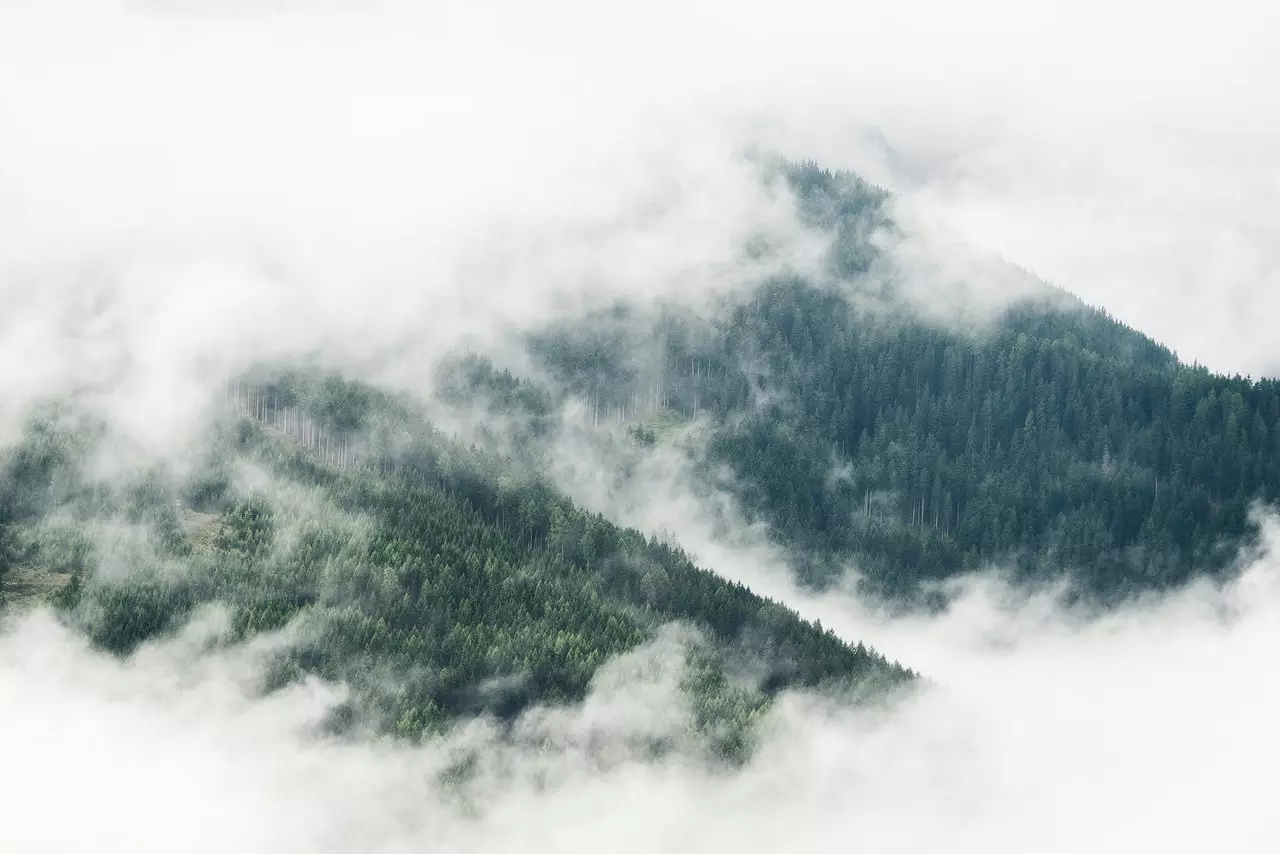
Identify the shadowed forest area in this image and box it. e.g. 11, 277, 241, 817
468, 162, 1280, 602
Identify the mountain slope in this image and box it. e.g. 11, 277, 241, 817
0, 380, 910, 760
473, 161, 1280, 602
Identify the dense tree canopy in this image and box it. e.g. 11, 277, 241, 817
5, 156, 1274, 762
1, 384, 909, 761
513, 162, 1280, 602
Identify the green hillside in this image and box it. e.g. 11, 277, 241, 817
4, 155, 1271, 760
0, 381, 910, 760
479, 161, 1280, 603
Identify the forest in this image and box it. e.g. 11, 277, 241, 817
0, 383, 910, 762
3, 156, 1277, 761
479, 161, 1280, 602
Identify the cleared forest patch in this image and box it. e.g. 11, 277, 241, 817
1, 567, 72, 609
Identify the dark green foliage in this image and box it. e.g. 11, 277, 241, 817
0, 493, 13, 582
782, 159, 894, 277
216, 496, 276, 558
33, 392, 907, 759
0, 410, 85, 523
0, 409, 102, 584
313, 375, 376, 436
437, 354, 557, 421
85, 578, 197, 655
184, 468, 231, 512
692, 274, 1280, 601
504, 161, 1280, 603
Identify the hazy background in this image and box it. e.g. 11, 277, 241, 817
2, 1, 1279, 851
2, 0, 1277, 440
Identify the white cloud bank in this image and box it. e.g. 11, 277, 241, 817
3, 3, 1279, 849
4, 512, 1280, 853
2, 0, 1277, 456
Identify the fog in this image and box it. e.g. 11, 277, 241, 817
4, 512, 1279, 852
3, 1, 1279, 851
2, 0, 1276, 452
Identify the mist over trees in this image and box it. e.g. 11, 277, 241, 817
478, 162, 1280, 603
2, 157, 1276, 775
1, 372, 909, 761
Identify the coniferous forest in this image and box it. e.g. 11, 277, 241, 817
3, 158, 1278, 758
502, 162, 1280, 602
0, 377, 909, 761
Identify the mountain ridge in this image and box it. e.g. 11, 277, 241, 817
444, 160, 1280, 604
2, 156, 1275, 764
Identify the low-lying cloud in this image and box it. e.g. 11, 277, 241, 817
3, 0, 1276, 462
0, 0, 827, 456
5, 508, 1280, 852
3, 2, 1278, 850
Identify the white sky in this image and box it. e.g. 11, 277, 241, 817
2, 0, 1278, 391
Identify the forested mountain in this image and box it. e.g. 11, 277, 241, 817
467, 161, 1280, 602
3, 156, 1274, 762
0, 380, 909, 761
